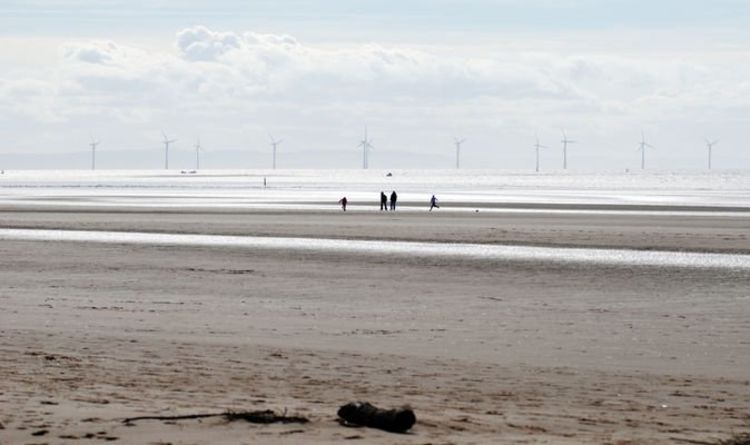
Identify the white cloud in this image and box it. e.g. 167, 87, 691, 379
176, 26, 242, 61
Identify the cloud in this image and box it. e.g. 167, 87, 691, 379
8, 27, 746, 115
176, 26, 242, 61
63, 40, 121, 64
175, 26, 301, 63
45, 27, 660, 112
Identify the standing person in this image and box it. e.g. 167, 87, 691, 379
429, 195, 439, 211
390, 191, 397, 211
339, 196, 348, 211
380, 191, 388, 211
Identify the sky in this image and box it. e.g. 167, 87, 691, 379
1, 0, 749, 170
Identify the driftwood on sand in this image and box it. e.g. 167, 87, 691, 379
337, 401, 416, 433
122, 409, 309, 425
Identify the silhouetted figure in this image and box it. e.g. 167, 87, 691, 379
263, 177, 267, 188
380, 191, 388, 211
390, 191, 397, 211
429, 195, 439, 211
339, 196, 348, 211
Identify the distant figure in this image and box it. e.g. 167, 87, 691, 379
339, 196, 348, 211
390, 191, 397, 211
263, 177, 267, 188
429, 195, 439, 211
380, 191, 388, 211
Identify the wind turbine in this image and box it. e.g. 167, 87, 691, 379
269, 134, 283, 170
533, 135, 547, 173
637, 130, 654, 170
454, 137, 466, 169
89, 136, 100, 170
357, 126, 374, 169
194, 137, 203, 170
162, 131, 176, 170
705, 138, 719, 170
561, 130, 576, 169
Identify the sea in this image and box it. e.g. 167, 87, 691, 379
1, 169, 749, 212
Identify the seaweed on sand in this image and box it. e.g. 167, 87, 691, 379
122, 409, 309, 425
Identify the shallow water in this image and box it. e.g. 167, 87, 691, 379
2, 228, 749, 270
1, 169, 750, 210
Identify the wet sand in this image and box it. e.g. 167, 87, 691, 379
1, 205, 749, 253
1, 206, 749, 444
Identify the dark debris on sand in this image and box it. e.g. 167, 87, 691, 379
337, 401, 416, 433
122, 409, 308, 426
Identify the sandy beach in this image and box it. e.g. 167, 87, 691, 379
1, 171, 749, 444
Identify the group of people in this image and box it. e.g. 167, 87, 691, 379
380, 191, 397, 211
337, 192, 439, 212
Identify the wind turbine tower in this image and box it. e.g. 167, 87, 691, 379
561, 130, 575, 169
454, 138, 466, 169
162, 131, 176, 170
637, 131, 654, 170
706, 138, 719, 170
89, 136, 100, 170
533, 136, 547, 173
194, 137, 203, 170
269, 134, 283, 170
358, 127, 374, 169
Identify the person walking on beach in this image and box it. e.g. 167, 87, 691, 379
390, 191, 398, 211
429, 194, 439, 211
380, 191, 388, 211
339, 196, 348, 211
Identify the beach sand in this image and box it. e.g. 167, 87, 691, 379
1, 206, 749, 444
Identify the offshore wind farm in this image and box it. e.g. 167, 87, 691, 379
1, 129, 738, 172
